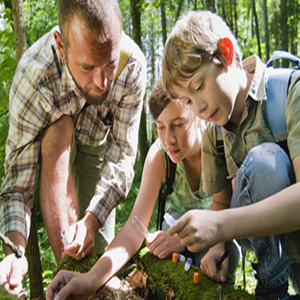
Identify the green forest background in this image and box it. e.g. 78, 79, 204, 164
0, 0, 299, 298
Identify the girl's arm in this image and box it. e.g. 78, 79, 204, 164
46, 143, 165, 300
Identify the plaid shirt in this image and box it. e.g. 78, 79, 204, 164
0, 27, 147, 240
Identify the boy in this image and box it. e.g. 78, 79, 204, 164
162, 10, 300, 300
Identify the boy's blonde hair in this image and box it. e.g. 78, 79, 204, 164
162, 10, 242, 98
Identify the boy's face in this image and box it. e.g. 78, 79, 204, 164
171, 62, 241, 126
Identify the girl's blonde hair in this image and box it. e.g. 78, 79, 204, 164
162, 10, 242, 98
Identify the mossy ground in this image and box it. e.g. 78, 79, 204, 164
54, 247, 255, 300
137, 247, 255, 300
0, 286, 19, 300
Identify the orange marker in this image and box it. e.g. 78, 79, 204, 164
172, 252, 178, 263
193, 272, 200, 284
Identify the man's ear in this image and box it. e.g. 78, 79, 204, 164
218, 37, 234, 67
54, 31, 66, 60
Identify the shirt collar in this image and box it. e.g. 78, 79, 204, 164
243, 55, 267, 102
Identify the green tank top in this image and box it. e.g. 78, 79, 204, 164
156, 139, 213, 214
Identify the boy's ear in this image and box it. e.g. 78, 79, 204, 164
218, 37, 234, 67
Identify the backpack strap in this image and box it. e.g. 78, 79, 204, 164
156, 152, 176, 230
215, 125, 225, 159
114, 32, 132, 82
265, 51, 300, 148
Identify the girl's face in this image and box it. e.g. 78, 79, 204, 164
156, 100, 201, 163
170, 62, 241, 126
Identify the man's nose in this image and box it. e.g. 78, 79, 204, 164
93, 68, 107, 89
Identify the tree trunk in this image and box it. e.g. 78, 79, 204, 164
205, 0, 217, 12
280, 0, 289, 56
271, 2, 281, 53
11, 1, 44, 299
289, 0, 297, 55
175, 0, 184, 23
252, 0, 261, 58
130, 0, 149, 166
11, 0, 26, 61
263, 0, 270, 61
233, 0, 238, 38
26, 204, 44, 300
160, 0, 167, 45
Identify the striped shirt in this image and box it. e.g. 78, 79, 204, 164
0, 27, 147, 240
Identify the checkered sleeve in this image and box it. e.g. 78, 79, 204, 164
0, 63, 54, 241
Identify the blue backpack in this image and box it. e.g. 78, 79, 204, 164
216, 50, 300, 157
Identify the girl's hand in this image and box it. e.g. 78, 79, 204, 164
46, 270, 96, 300
146, 231, 185, 259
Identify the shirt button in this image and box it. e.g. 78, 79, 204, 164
226, 134, 234, 142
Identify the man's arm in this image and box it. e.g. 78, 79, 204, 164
87, 53, 147, 227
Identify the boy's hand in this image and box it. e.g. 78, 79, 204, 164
200, 243, 228, 282
146, 231, 185, 259
0, 250, 28, 297
167, 209, 221, 252
46, 270, 95, 300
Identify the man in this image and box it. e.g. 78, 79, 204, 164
0, 0, 147, 296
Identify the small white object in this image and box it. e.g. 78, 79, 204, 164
177, 253, 186, 262
132, 216, 150, 239
163, 212, 176, 227
184, 257, 192, 271
60, 229, 70, 248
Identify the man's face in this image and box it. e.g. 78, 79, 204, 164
59, 16, 121, 104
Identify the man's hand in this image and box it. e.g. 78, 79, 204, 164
0, 249, 28, 297
46, 270, 96, 300
62, 212, 100, 260
167, 209, 222, 252
146, 231, 185, 259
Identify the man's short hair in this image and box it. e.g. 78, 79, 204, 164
58, 0, 122, 47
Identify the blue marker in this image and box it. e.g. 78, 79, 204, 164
177, 253, 186, 262
184, 258, 192, 272
163, 212, 176, 227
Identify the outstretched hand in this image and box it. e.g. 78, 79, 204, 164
46, 270, 95, 300
62, 220, 95, 260
0, 250, 28, 297
167, 209, 222, 253
146, 231, 185, 259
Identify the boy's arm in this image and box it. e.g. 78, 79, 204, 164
210, 181, 232, 211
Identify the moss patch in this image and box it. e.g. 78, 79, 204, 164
53, 249, 255, 300
53, 253, 99, 277
138, 247, 255, 300
0, 286, 19, 300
